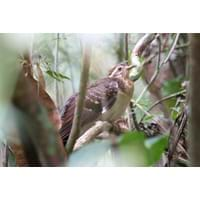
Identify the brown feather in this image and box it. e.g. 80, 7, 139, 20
59, 64, 134, 145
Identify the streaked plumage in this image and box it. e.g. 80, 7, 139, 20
59, 63, 134, 145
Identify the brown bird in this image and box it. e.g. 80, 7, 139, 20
59, 63, 135, 145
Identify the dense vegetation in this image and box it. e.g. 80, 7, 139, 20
0, 33, 194, 166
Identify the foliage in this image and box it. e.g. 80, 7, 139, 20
46, 69, 70, 82
0, 33, 188, 167
162, 76, 183, 97
68, 132, 168, 167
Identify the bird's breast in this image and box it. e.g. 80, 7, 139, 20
100, 88, 133, 122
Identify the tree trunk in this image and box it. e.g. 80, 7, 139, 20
189, 33, 200, 166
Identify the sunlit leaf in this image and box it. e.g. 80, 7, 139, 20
117, 132, 167, 166
117, 132, 149, 166
143, 115, 154, 122
46, 69, 70, 82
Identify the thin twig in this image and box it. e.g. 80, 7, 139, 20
135, 35, 162, 104
134, 101, 153, 117
128, 34, 158, 127
125, 33, 129, 61
129, 100, 140, 131
133, 101, 168, 132
140, 90, 186, 122
54, 33, 61, 109
124, 33, 133, 130
177, 143, 189, 158
163, 33, 180, 64
168, 109, 187, 166
177, 157, 189, 166
135, 33, 180, 104
175, 42, 189, 49
69, 63, 76, 93
66, 42, 91, 155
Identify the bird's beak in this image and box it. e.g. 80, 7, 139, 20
126, 64, 136, 70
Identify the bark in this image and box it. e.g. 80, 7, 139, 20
189, 34, 200, 166
66, 42, 91, 154
73, 121, 112, 151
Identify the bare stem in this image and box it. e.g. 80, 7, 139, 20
135, 35, 162, 104
135, 33, 180, 105
140, 90, 186, 122
125, 33, 129, 61
163, 33, 180, 64
66, 42, 91, 155
54, 33, 61, 109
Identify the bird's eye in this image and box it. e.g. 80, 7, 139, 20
118, 67, 122, 71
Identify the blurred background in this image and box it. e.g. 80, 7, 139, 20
0, 33, 189, 167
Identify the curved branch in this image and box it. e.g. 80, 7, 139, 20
131, 34, 158, 81
135, 35, 162, 104
135, 33, 180, 104
132, 33, 157, 57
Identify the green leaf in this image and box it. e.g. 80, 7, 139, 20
161, 76, 183, 109
117, 132, 149, 166
145, 135, 168, 165
57, 72, 70, 80
46, 69, 70, 82
171, 106, 181, 120
162, 76, 183, 96
117, 132, 168, 166
143, 115, 154, 122
67, 140, 111, 167
67, 132, 168, 167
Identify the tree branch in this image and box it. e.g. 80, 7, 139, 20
189, 34, 200, 166
130, 33, 158, 82
73, 121, 112, 151
66, 42, 91, 155
163, 33, 180, 64
135, 35, 162, 104
132, 33, 157, 57
135, 33, 180, 104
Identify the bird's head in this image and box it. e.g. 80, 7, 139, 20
108, 62, 135, 80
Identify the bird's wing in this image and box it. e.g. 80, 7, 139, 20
59, 78, 120, 145
86, 77, 119, 114
101, 79, 119, 113
59, 95, 77, 145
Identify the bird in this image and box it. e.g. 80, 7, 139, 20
59, 63, 135, 145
